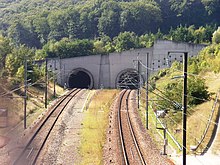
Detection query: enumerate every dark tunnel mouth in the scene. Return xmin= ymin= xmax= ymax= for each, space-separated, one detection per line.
xmin=116 ymin=70 xmax=140 ymax=89
xmin=68 ymin=70 xmax=92 ymax=89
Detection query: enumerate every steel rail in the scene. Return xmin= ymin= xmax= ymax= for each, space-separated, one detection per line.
xmin=118 ymin=90 xmax=146 ymax=165
xmin=118 ymin=89 xmax=129 ymax=165
xmin=13 ymin=88 xmax=81 ymax=165
xmin=126 ymin=91 xmax=146 ymax=165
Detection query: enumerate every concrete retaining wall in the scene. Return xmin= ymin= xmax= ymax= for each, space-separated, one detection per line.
xmin=48 ymin=40 xmax=206 ymax=89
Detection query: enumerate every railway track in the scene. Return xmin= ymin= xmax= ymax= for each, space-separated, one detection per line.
xmin=118 ymin=89 xmax=146 ymax=165
xmin=13 ymin=88 xmax=82 ymax=165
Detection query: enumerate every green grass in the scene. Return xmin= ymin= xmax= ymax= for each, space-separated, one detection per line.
xmin=79 ymin=90 xmax=118 ymax=165
xmin=139 ymin=70 xmax=220 ymax=155
xmin=139 ymin=100 xmax=182 ymax=153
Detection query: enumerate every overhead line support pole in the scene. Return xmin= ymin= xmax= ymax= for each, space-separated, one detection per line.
xmin=53 ymin=73 xmax=56 ymax=97
xmin=163 ymin=124 xmax=167 ymax=155
xmin=168 ymin=51 xmax=188 ymax=165
xmin=45 ymin=58 xmax=48 ymax=109
xmin=183 ymin=52 xmax=188 ymax=165
xmin=137 ymin=59 xmax=140 ymax=109
xmin=24 ymin=57 xmax=27 ymax=129
xmin=146 ymin=53 xmax=149 ymax=129
xmin=53 ymin=59 xmax=56 ymax=98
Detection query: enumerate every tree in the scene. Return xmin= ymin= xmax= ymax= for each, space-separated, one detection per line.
xmin=8 ymin=22 xmax=41 ymax=48
xmin=188 ymin=77 xmax=210 ymax=105
xmin=98 ymin=1 xmax=121 ymax=38
xmin=139 ymin=33 xmax=156 ymax=48
xmin=0 ymin=36 xmax=11 ymax=69
xmin=93 ymin=40 xmax=105 ymax=54
xmin=42 ymin=38 xmax=94 ymax=58
xmin=120 ymin=2 xmax=162 ymax=35
xmin=5 ymin=45 xmax=35 ymax=80
xmin=201 ymin=0 xmax=220 ymax=15
xmin=47 ymin=10 xmax=69 ymax=41
xmin=169 ymin=25 xmax=195 ymax=42
xmin=65 ymin=8 xmax=81 ymax=39
xmin=33 ymin=15 xmax=50 ymax=45
xmin=79 ymin=11 xmax=93 ymax=39
xmin=113 ymin=32 xmax=139 ymax=52
xmin=204 ymin=24 xmax=217 ymax=43
xmin=188 ymin=60 xmax=199 ymax=74
xmin=158 ymin=76 xmax=209 ymax=111
xmin=212 ymin=27 xmax=220 ymax=44
xmin=193 ymin=27 xmax=206 ymax=44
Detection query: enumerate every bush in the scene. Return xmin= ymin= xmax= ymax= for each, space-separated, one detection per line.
xmin=212 ymin=27 xmax=220 ymax=44
xmin=158 ymin=76 xmax=209 ymax=111
xmin=157 ymin=69 xmax=168 ymax=78
xmin=188 ymin=77 xmax=210 ymax=105
xmin=197 ymin=43 xmax=220 ymax=73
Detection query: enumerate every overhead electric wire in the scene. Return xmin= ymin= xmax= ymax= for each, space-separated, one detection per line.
xmin=131 ymin=76 xmax=219 ymax=127
xmin=139 ymin=60 xmax=205 ymax=82
xmin=122 ymin=75 xmax=183 ymax=109
xmin=117 ymin=57 xmax=215 ymax=164
xmin=149 ymin=102 xmax=212 ymax=165
xmin=148 ymin=102 xmax=192 ymax=153
xmin=130 ymin=71 xmax=220 ymax=127
xmin=152 ymin=101 xmax=213 ymax=149
xmin=139 ymin=60 xmax=161 ymax=71
xmin=139 ymin=60 xmax=214 ymax=102
xmin=148 ymin=91 xmax=219 ymax=126
xmin=140 ymin=58 xmax=210 ymax=101
xmin=0 ymin=60 xmax=64 ymax=98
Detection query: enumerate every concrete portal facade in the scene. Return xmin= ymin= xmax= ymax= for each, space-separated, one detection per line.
xmin=48 ymin=40 xmax=206 ymax=89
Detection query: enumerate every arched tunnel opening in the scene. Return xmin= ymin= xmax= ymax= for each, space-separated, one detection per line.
xmin=117 ymin=70 xmax=140 ymax=89
xmin=68 ymin=70 xmax=92 ymax=89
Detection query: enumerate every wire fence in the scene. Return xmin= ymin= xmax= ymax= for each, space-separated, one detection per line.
xmin=194 ymin=89 xmax=220 ymax=153
xmin=150 ymin=103 xmax=183 ymax=151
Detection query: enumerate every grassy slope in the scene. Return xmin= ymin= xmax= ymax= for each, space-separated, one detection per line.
xmin=139 ymin=71 xmax=220 ymax=154
xmin=0 ymin=80 xmax=23 ymax=131
xmin=0 ymin=79 xmax=65 ymax=135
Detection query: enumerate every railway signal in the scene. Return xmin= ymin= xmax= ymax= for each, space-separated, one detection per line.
xmin=24 ymin=57 xmax=34 ymax=129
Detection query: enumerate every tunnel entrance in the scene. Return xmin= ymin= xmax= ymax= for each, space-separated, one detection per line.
xmin=68 ymin=70 xmax=93 ymax=89
xmin=116 ymin=69 xmax=140 ymax=89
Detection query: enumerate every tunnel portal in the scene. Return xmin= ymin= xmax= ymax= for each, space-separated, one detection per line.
xmin=116 ymin=69 xmax=140 ymax=89
xmin=68 ymin=70 xmax=93 ymax=89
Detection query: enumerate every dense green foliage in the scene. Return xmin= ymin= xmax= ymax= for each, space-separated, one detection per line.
xmin=40 ymin=38 xmax=94 ymax=58
xmin=152 ymin=41 xmax=220 ymax=117
xmin=0 ymin=0 xmax=219 ymax=48
xmin=1 ymin=25 xmax=220 ymax=85
xmin=0 ymin=0 xmax=220 ymax=88
xmin=212 ymin=27 xmax=220 ymax=44
xmin=156 ymin=68 xmax=210 ymax=112
xmin=37 ymin=25 xmax=216 ymax=58
xmin=198 ymin=43 xmax=220 ymax=73
xmin=0 ymin=35 xmax=44 ymax=84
